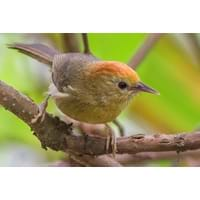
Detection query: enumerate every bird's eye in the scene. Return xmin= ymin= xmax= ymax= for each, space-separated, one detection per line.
xmin=118 ymin=81 xmax=128 ymax=90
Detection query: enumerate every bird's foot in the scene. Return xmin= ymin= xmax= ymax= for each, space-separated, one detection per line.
xmin=31 ymin=95 xmax=50 ymax=124
xmin=105 ymin=124 xmax=117 ymax=157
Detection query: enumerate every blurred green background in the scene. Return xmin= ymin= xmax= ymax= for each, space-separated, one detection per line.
xmin=0 ymin=33 xmax=200 ymax=166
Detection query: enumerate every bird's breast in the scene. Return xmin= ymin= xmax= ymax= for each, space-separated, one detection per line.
xmin=54 ymin=93 xmax=127 ymax=124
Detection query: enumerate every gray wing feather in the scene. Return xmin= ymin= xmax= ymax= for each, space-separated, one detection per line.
xmin=52 ymin=53 xmax=98 ymax=92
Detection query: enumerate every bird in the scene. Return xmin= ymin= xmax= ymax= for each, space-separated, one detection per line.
xmin=8 ymin=41 xmax=159 ymax=155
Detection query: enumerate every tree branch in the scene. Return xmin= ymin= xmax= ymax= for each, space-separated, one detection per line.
xmin=1 ymin=79 xmax=200 ymax=160
xmin=128 ymin=33 xmax=163 ymax=69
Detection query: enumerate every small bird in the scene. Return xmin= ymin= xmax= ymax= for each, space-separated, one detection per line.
xmin=8 ymin=42 xmax=159 ymax=155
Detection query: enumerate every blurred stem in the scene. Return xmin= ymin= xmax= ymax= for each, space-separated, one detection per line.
xmin=184 ymin=33 xmax=200 ymax=67
xmin=61 ymin=33 xmax=80 ymax=52
xmin=116 ymin=150 xmax=200 ymax=166
xmin=82 ymin=33 xmax=91 ymax=54
xmin=128 ymin=33 xmax=163 ymax=69
xmin=69 ymin=154 xmax=122 ymax=167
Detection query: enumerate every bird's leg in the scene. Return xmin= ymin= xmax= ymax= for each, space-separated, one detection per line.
xmin=113 ymin=119 xmax=124 ymax=137
xmin=105 ymin=124 xmax=117 ymax=157
xmin=31 ymin=94 xmax=51 ymax=124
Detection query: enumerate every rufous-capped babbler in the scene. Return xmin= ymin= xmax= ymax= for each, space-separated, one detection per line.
xmin=8 ymin=42 xmax=159 ymax=155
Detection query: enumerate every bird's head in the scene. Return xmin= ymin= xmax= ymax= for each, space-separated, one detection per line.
xmin=86 ymin=61 xmax=159 ymax=104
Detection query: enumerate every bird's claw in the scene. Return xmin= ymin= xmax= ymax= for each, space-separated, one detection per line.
xmin=31 ymin=95 xmax=50 ymax=124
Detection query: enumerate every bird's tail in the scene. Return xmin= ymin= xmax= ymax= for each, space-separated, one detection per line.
xmin=7 ymin=43 xmax=60 ymax=66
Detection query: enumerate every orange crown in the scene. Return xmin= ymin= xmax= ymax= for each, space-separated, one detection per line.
xmin=88 ymin=61 xmax=140 ymax=83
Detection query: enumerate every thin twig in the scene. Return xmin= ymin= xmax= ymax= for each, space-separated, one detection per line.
xmin=82 ymin=33 xmax=91 ymax=54
xmin=128 ymin=33 xmax=163 ymax=69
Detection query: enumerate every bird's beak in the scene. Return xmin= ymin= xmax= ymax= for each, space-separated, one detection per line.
xmin=133 ymin=82 xmax=160 ymax=95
